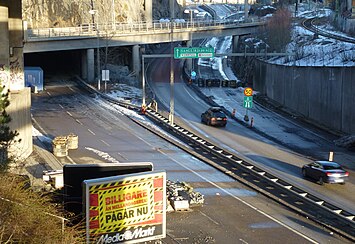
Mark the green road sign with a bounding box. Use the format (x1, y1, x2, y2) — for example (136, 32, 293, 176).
(174, 47, 215, 59)
(243, 96, 253, 109)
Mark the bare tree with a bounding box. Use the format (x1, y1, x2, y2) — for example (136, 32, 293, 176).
(262, 8, 292, 52)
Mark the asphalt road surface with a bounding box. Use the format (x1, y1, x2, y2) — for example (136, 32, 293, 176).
(146, 46, 355, 217)
(30, 78, 350, 243)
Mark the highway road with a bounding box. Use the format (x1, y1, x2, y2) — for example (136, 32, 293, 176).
(29, 78, 349, 243)
(146, 43, 355, 220)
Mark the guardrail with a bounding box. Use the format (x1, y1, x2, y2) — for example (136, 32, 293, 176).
(143, 107, 355, 242)
(75, 77, 355, 242)
(26, 19, 264, 40)
(302, 18, 355, 44)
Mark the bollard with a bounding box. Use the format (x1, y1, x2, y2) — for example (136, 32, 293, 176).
(67, 133, 79, 150)
(250, 117, 254, 127)
(52, 136, 68, 157)
(329, 151, 334, 161)
(232, 108, 236, 117)
(141, 104, 146, 115)
(244, 114, 249, 122)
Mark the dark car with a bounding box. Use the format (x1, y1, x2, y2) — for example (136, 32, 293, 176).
(302, 161, 349, 185)
(201, 107, 227, 127)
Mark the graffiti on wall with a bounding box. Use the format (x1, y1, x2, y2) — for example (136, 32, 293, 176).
(9, 57, 24, 90)
(0, 64, 10, 88)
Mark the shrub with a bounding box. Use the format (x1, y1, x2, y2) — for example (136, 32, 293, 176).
(0, 173, 85, 243)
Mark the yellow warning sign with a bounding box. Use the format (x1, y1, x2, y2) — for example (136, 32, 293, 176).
(244, 87, 253, 96)
(100, 181, 154, 228)
(84, 170, 166, 243)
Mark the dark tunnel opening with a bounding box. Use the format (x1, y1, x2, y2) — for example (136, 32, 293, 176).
(24, 50, 82, 80)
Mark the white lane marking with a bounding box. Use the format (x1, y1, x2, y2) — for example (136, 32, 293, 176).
(66, 111, 73, 117)
(87, 129, 96, 135)
(68, 86, 75, 92)
(47, 91, 51, 96)
(65, 155, 76, 164)
(117, 152, 128, 160)
(134, 133, 318, 244)
(75, 119, 83, 125)
(182, 84, 205, 107)
(100, 140, 110, 147)
(31, 116, 48, 135)
(239, 239, 249, 244)
(198, 210, 220, 225)
(59, 104, 64, 109)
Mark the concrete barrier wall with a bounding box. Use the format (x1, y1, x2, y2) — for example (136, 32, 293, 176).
(253, 61, 355, 134)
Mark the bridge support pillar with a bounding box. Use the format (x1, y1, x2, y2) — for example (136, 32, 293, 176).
(232, 35, 240, 63)
(232, 35, 240, 53)
(81, 50, 87, 80)
(86, 49, 95, 83)
(0, 4, 10, 89)
(132, 45, 141, 81)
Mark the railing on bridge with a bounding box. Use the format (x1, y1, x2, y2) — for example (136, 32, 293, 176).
(26, 18, 263, 40)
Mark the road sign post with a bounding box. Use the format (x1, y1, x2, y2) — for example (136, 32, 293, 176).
(243, 95, 253, 122)
(174, 47, 214, 59)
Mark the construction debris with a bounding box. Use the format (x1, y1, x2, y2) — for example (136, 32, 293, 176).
(166, 180, 204, 211)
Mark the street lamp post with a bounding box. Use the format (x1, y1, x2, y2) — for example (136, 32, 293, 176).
(89, 9, 101, 90)
(169, 0, 175, 125)
(112, 0, 116, 30)
(142, 55, 146, 107)
(184, 9, 198, 74)
(184, 9, 198, 28)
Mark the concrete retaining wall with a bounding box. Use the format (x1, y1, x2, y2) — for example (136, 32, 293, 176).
(8, 88, 33, 160)
(253, 61, 355, 135)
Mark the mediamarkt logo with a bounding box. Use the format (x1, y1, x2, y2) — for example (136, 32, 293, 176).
(97, 227, 156, 244)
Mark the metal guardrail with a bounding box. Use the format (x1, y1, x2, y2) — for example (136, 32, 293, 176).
(75, 77, 355, 242)
(26, 19, 264, 40)
(143, 108, 355, 242)
(302, 18, 355, 44)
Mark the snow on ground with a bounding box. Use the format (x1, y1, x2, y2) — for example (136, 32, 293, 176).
(270, 7, 355, 67)
(107, 83, 142, 105)
(272, 25, 355, 66)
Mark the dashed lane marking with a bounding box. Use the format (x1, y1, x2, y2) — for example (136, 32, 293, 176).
(100, 140, 110, 146)
(75, 119, 83, 125)
(136, 133, 318, 244)
(198, 210, 220, 225)
(88, 129, 96, 135)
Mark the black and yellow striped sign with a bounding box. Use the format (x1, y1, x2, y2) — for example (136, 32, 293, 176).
(85, 172, 166, 237)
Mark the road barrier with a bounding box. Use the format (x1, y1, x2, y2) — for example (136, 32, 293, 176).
(67, 133, 79, 150)
(228, 80, 237, 88)
(52, 136, 68, 157)
(52, 134, 79, 157)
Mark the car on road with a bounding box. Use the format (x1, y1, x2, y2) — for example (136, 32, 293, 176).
(302, 161, 349, 185)
(201, 107, 227, 127)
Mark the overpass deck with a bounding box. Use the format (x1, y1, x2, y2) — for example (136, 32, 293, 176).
(24, 20, 264, 53)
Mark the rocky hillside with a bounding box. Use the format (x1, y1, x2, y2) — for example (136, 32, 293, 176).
(22, 0, 182, 28)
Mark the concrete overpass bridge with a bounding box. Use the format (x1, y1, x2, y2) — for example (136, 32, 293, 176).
(24, 19, 263, 82)
(0, 0, 261, 163)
